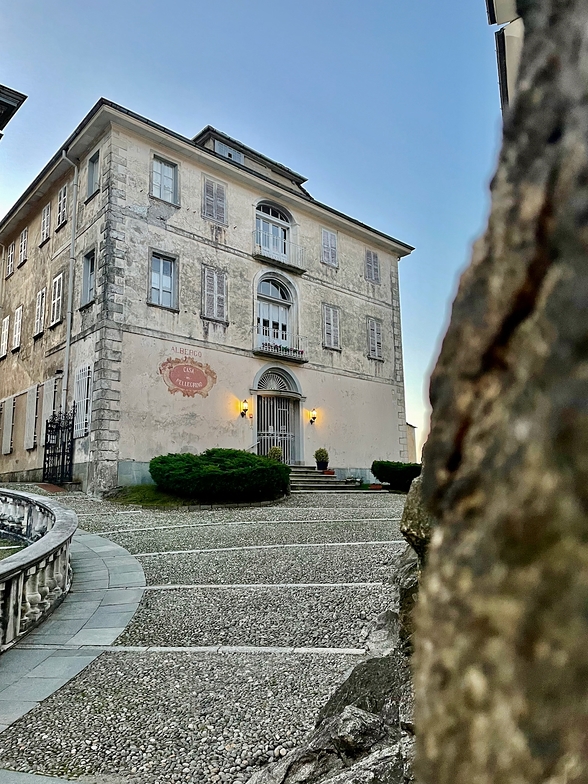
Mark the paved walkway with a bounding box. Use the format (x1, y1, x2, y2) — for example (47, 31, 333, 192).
(0, 491, 406, 784)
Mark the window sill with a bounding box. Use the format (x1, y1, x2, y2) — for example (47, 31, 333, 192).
(4, 271, 13, 280)
(200, 314, 229, 326)
(33, 330, 44, 340)
(323, 344, 342, 352)
(84, 189, 100, 205)
(149, 194, 180, 209)
(11, 346, 20, 354)
(39, 237, 50, 249)
(49, 319, 63, 329)
(79, 299, 95, 312)
(147, 301, 180, 314)
(55, 220, 68, 234)
(368, 355, 385, 362)
(321, 261, 339, 270)
(17, 258, 27, 269)
(0, 353, 6, 361)
(202, 214, 228, 227)
(365, 278, 381, 285)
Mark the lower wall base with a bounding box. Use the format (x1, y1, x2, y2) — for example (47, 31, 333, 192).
(0, 467, 44, 484)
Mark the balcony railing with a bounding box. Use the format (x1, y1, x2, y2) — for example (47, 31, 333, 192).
(253, 325, 308, 363)
(252, 230, 306, 273)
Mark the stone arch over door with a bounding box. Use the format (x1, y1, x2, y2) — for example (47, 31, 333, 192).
(252, 365, 304, 465)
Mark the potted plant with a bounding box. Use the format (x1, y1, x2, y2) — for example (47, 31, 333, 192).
(267, 446, 283, 462)
(314, 447, 329, 471)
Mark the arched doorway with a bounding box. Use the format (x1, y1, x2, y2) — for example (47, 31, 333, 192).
(254, 367, 302, 465)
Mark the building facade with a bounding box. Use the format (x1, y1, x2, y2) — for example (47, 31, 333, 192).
(0, 99, 413, 494)
(485, 0, 524, 111)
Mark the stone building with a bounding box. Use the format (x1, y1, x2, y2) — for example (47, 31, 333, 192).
(0, 99, 413, 494)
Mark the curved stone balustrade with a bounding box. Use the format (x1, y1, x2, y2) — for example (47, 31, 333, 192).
(0, 489, 77, 651)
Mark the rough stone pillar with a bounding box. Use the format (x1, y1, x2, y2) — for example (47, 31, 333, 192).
(415, 0, 588, 782)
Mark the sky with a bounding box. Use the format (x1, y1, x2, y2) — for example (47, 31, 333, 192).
(0, 1, 503, 455)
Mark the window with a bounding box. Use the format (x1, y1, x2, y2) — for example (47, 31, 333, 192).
(50, 273, 63, 325)
(18, 228, 28, 265)
(150, 253, 176, 309)
(12, 306, 22, 350)
(82, 250, 96, 305)
(73, 364, 93, 438)
(0, 316, 9, 357)
(152, 157, 178, 204)
(88, 151, 100, 197)
(57, 185, 68, 227)
(202, 267, 227, 321)
(1, 397, 15, 455)
(367, 317, 383, 359)
(256, 277, 292, 346)
(323, 304, 341, 349)
(41, 204, 51, 243)
(34, 288, 46, 335)
(365, 249, 380, 283)
(214, 140, 244, 164)
(5, 242, 14, 277)
(203, 178, 227, 224)
(255, 203, 290, 260)
(321, 229, 338, 267)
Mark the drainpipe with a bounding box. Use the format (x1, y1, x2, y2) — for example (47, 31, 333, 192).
(60, 150, 79, 411)
(0, 244, 5, 312)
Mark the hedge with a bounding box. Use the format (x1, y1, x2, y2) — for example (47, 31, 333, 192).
(149, 448, 291, 503)
(371, 460, 421, 492)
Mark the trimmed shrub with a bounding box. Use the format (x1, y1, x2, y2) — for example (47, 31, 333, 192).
(149, 448, 291, 503)
(314, 448, 329, 463)
(371, 460, 421, 492)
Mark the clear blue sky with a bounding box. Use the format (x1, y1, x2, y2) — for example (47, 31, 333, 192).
(0, 0, 503, 454)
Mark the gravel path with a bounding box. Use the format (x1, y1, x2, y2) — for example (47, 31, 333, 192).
(0, 490, 406, 784)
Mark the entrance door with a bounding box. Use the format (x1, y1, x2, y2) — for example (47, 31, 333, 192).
(257, 395, 298, 464)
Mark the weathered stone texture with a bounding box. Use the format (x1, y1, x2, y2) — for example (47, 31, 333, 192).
(399, 475, 434, 566)
(416, 1, 588, 782)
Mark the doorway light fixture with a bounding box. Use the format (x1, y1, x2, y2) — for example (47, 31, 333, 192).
(241, 399, 249, 418)
(310, 408, 317, 425)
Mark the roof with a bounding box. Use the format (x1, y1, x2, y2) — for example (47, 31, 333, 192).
(0, 98, 414, 255)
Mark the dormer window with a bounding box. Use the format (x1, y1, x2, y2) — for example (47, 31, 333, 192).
(214, 140, 244, 164)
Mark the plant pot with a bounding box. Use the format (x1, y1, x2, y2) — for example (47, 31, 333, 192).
(323, 469, 335, 475)
(316, 461, 328, 471)
(369, 483, 383, 490)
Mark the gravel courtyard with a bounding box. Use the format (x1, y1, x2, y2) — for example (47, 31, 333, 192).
(0, 491, 406, 784)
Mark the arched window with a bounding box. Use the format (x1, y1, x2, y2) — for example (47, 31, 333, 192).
(255, 202, 290, 261)
(256, 277, 292, 348)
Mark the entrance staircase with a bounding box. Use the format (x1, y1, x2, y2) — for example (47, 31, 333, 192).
(289, 465, 352, 492)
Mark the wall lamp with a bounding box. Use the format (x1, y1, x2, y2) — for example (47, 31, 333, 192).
(309, 408, 317, 425)
(241, 399, 249, 418)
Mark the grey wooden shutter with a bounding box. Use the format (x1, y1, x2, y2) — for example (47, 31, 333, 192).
(41, 378, 56, 446)
(324, 305, 333, 346)
(366, 250, 374, 280)
(368, 318, 378, 357)
(203, 267, 216, 317)
(215, 271, 226, 320)
(322, 230, 331, 264)
(332, 307, 340, 348)
(372, 252, 380, 282)
(204, 179, 215, 219)
(215, 183, 226, 223)
(73, 365, 92, 438)
(2, 397, 14, 454)
(374, 320, 382, 357)
(24, 386, 38, 450)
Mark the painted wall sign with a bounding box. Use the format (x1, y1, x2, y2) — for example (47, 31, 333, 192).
(159, 357, 217, 398)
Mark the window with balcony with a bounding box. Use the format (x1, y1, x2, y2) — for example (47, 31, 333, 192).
(253, 203, 305, 272)
(254, 276, 306, 362)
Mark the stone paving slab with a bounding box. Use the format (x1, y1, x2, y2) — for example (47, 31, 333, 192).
(0, 530, 145, 732)
(0, 772, 75, 783)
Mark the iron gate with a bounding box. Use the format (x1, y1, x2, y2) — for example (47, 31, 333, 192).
(257, 396, 297, 464)
(42, 406, 75, 485)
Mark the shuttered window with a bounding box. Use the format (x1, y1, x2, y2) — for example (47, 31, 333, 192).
(24, 385, 38, 450)
(321, 229, 338, 267)
(152, 157, 178, 204)
(41, 378, 56, 446)
(367, 317, 383, 359)
(365, 249, 381, 283)
(323, 305, 341, 349)
(6, 242, 14, 277)
(214, 140, 244, 164)
(57, 185, 68, 226)
(34, 289, 46, 336)
(202, 267, 227, 322)
(73, 365, 93, 438)
(41, 204, 51, 242)
(12, 306, 22, 350)
(203, 178, 227, 224)
(50, 273, 63, 325)
(18, 228, 28, 265)
(0, 316, 9, 357)
(1, 397, 15, 455)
